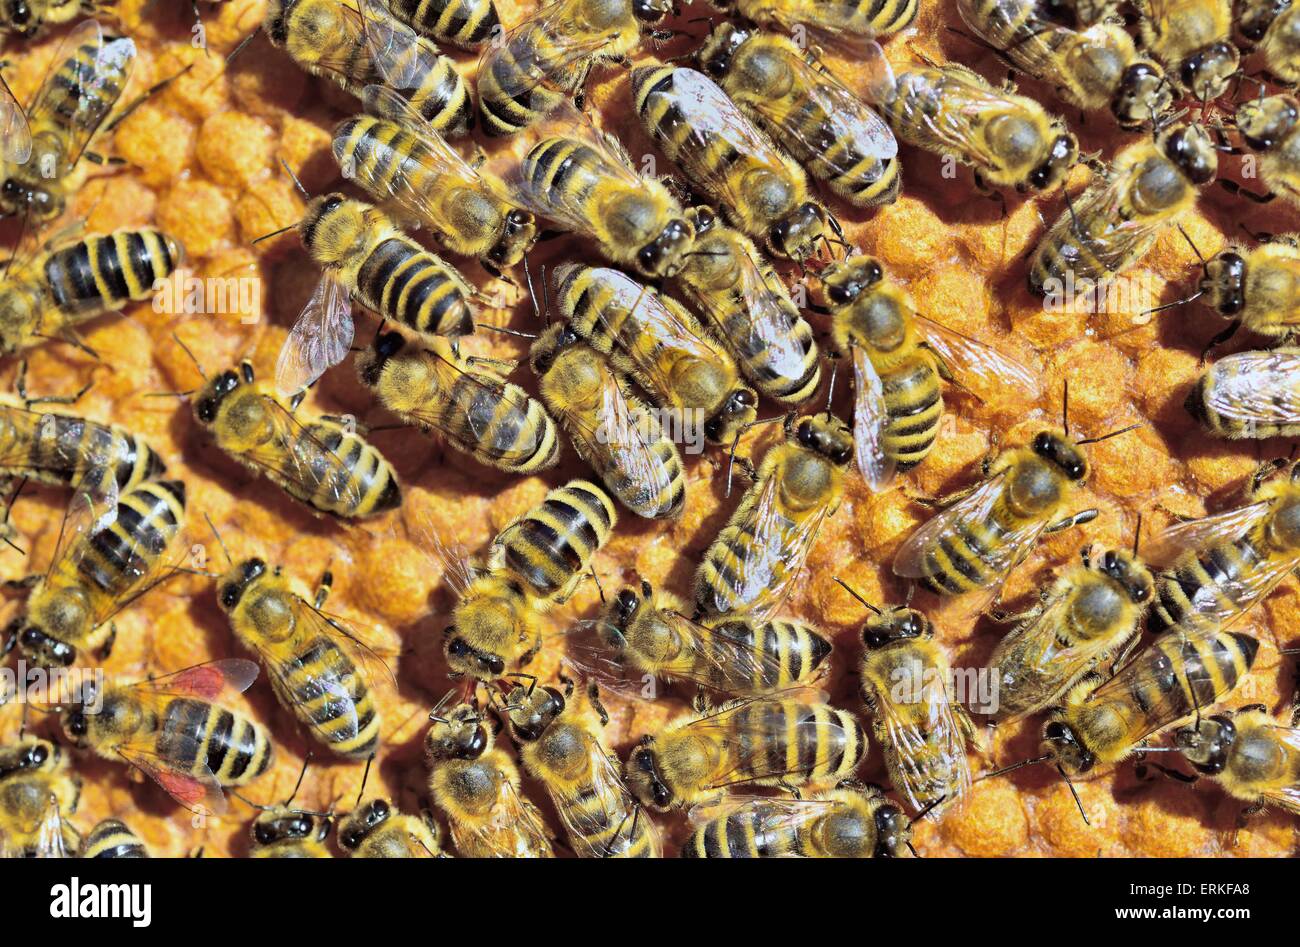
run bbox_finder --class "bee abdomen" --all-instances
[883,358,943,470]
[45,229,181,317]
[478,37,565,136]
[79,478,185,596]
[357,237,474,339]
[390,0,499,46]
[682,804,797,857]
[294,422,401,518]
[158,698,274,787]
[82,819,148,858]
[706,618,833,691]
[498,480,616,599]
[1150,541,1262,633]
[448,373,561,473]
[284,636,381,759]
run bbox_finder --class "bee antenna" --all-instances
[975,753,1052,783]
[283,753,312,809]
[221,27,260,74]
[1139,291,1202,319]
[279,159,311,200]
[1133,512,1143,557]
[907,794,944,826]
[203,513,234,567]
[832,576,881,614]
[171,332,208,381]
[1076,422,1142,446]
[1058,764,1090,826]
[521,254,545,325]
[355,753,374,808]
[906,840,921,857]
[428,687,457,722]
[230,789,274,812]
[250,223,297,246]
[1176,223,1209,272]
[823,358,838,418]
[1061,380,1070,438]
[476,322,537,340]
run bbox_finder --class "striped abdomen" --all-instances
[1184,353,1300,439]
[916,485,1039,595]
[274,633,380,759]
[355,236,473,338]
[77,478,186,614]
[385,0,500,47]
[700,618,832,693]
[0,409,165,491]
[815,0,917,35]
[45,230,181,319]
[477,25,575,136]
[496,480,616,601]
[787,101,900,206]
[289,421,400,518]
[729,700,866,786]
[440,369,559,474]
[521,138,605,224]
[44,33,134,134]
[156,697,274,787]
[881,355,943,471]
[1148,533,1278,633]
[564,787,658,858]
[82,819,148,858]
[682,802,800,857]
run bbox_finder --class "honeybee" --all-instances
[271,193,476,396]
[841,588,975,814]
[674,206,821,405]
[0,737,80,857]
[1144,459,1300,634]
[632,64,829,262]
[81,818,149,858]
[1039,621,1258,777]
[381,0,498,48]
[499,679,659,857]
[1028,123,1217,299]
[529,321,686,520]
[1237,0,1300,85]
[1,228,184,357]
[247,761,334,858]
[356,330,560,474]
[1172,705,1300,820]
[682,780,914,857]
[1186,348,1300,440]
[1135,0,1239,103]
[624,692,868,811]
[5,477,187,668]
[703,0,918,43]
[264,0,474,138]
[476,0,672,137]
[514,106,694,280]
[984,538,1153,721]
[437,479,617,680]
[822,254,1040,489]
[954,0,1174,128]
[555,262,757,447]
[425,695,553,858]
[187,357,402,520]
[333,86,536,277]
[61,659,275,814]
[696,24,900,208]
[211,528,393,760]
[1192,235,1300,354]
[0,0,91,38]
[568,577,833,697]
[695,412,852,620]
[882,63,1078,194]
[337,797,445,857]
[1227,94,1300,208]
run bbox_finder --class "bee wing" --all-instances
[0,73,31,164]
[1052,165,1161,276]
[476,0,621,104]
[113,737,229,815]
[915,313,1041,402]
[42,476,119,583]
[357,0,450,94]
[129,658,261,702]
[30,795,71,857]
[693,693,853,789]
[730,470,832,620]
[275,272,355,398]
[1259,725,1300,816]
[558,618,653,700]
[407,511,479,596]
[454,776,553,857]
[877,675,971,812]
[851,345,896,490]
[236,398,368,514]
[911,70,1027,172]
[297,596,399,689]
[1142,501,1274,568]
[1200,351,1300,426]
[558,738,653,857]
[686,792,842,832]
[669,610,796,694]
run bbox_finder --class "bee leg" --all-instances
[314,570,334,610]
[3,575,38,591]
[1219,179,1276,204]
[518,634,543,666]
[556,673,576,699]
[587,681,609,726]
[776,779,802,800]
[1251,456,1289,494]
[1044,508,1099,533]
[97,623,117,661]
[1107,632,1140,677]
[1134,762,1198,784]
[288,389,307,413]
[1233,800,1267,843]
[57,329,98,361]
[14,360,91,408]
[1199,319,1240,364]
[572,59,595,111]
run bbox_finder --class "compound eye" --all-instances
[27,744,47,766]
[254,823,276,845]
[796,421,815,446]
[369,800,389,824]
[1033,432,1052,454]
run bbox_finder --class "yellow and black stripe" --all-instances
[702,618,833,692]
[78,478,186,606]
[0,408,166,492]
[354,235,474,339]
[728,699,866,787]
[1148,526,1289,634]
[81,818,149,858]
[1184,350,1300,440]
[385,0,499,47]
[156,697,274,787]
[273,632,381,759]
[495,479,616,600]
[291,420,401,519]
[881,358,944,471]
[45,229,182,319]
[43,30,134,135]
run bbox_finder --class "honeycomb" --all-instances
[0,0,1295,858]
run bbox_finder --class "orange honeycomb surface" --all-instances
[0,0,1296,858]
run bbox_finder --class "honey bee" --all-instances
[1135,0,1239,103]
[271,193,476,396]
[1144,459,1300,634]
[696,24,900,208]
[0,737,80,857]
[61,659,275,814]
[1039,621,1258,778]
[529,321,686,520]
[1226,94,1300,209]
[476,0,672,137]
[1190,235,1300,355]
[984,538,1153,721]
[954,0,1174,128]
[264,0,474,138]
[1237,0,1300,86]
[682,780,914,858]
[81,818,149,858]
[674,206,821,405]
[5,477,187,668]
[1171,705,1300,821]
[337,797,446,857]
[703,0,918,44]
[211,526,393,760]
[514,106,694,280]
[425,695,554,857]
[187,357,402,520]
[1028,123,1217,299]
[333,86,537,277]
[1186,348,1300,440]
[568,577,834,697]
[695,412,852,620]
[838,586,975,813]
[247,761,334,858]
[555,261,757,447]
[0,0,91,38]
[437,479,617,680]
[821,254,1039,489]
[499,679,660,857]
[0,228,184,358]
[624,692,868,811]
[882,63,1078,194]
[381,0,499,48]
[356,330,560,474]
[632,64,830,262]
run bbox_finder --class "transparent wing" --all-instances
[293,595,399,689]
[916,314,1041,402]
[275,273,355,398]
[476,0,620,104]
[1047,164,1161,276]
[911,69,1027,172]
[236,398,366,514]
[852,345,895,490]
[129,658,261,702]
[558,619,652,700]
[42,475,119,584]
[1199,351,1300,426]
[0,74,31,164]
[453,776,553,857]
[30,795,70,858]
[878,676,971,812]
[114,738,229,815]
[694,694,852,788]
[1261,725,1300,816]
[555,738,650,857]
[359,0,452,93]
[1142,501,1274,568]
[686,792,840,831]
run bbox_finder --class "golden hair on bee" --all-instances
[338,759,445,857]
[243,757,335,858]
[0,736,81,857]
[1223,94,1300,210]
[80,818,150,858]
[1134,0,1239,104]
[1237,0,1300,86]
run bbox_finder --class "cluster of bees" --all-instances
[0,0,1298,858]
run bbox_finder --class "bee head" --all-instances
[217,558,267,612]
[1032,430,1088,481]
[504,684,564,742]
[1268,489,1300,549]
[822,255,884,308]
[1174,714,1236,774]
[1026,130,1078,192]
[443,634,506,679]
[638,216,694,278]
[793,414,853,467]
[1235,95,1298,152]
[769,202,825,262]
[300,193,359,266]
[1238,0,1289,41]
[193,366,245,426]
[0,738,60,781]
[1113,61,1173,129]
[1160,123,1218,185]
[1041,719,1096,775]
[356,330,407,388]
[1177,41,1240,104]
[425,704,491,761]
[862,606,930,649]
[338,798,391,850]
[703,386,758,445]
[252,807,331,847]
[263,0,297,45]
[611,585,644,630]
[631,0,671,24]
[1097,548,1152,604]
[528,321,581,375]
[2,0,35,34]
[872,799,911,857]
[1200,251,1246,316]
[14,619,77,667]
[487,209,537,269]
[625,739,673,810]
[0,176,61,222]
[697,22,749,78]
